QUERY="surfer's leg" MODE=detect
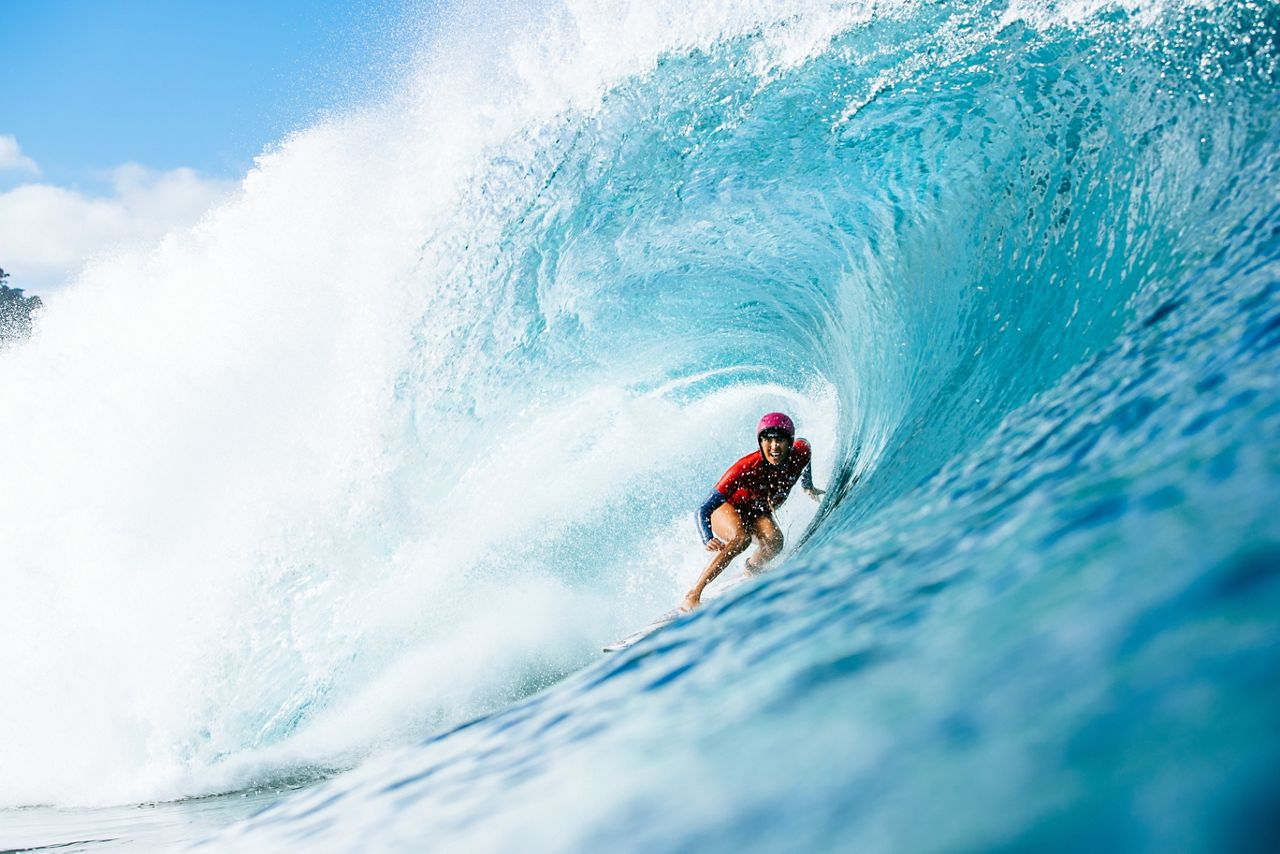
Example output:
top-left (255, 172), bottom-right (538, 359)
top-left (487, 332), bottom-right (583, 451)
top-left (709, 501), bottom-right (749, 546)
top-left (745, 512), bottom-right (783, 573)
top-left (683, 503), bottom-right (750, 610)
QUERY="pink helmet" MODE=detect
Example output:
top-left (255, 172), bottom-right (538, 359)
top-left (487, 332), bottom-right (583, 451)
top-left (757, 412), bottom-right (795, 441)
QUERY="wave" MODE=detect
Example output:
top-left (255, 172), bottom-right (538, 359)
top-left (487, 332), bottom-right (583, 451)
top-left (1, 6), bottom-right (1278, 851)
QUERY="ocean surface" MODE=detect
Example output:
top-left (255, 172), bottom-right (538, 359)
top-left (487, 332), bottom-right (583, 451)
top-left (2, 0), bottom-right (1278, 851)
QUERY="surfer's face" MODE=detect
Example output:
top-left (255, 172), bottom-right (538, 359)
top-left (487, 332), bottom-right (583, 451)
top-left (760, 434), bottom-right (790, 466)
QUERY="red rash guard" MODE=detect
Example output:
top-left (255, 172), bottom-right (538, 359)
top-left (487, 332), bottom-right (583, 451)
top-left (716, 438), bottom-right (812, 515)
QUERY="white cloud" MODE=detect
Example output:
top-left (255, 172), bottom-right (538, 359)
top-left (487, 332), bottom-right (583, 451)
top-left (0, 135), bottom-right (39, 174)
top-left (0, 164), bottom-right (237, 291)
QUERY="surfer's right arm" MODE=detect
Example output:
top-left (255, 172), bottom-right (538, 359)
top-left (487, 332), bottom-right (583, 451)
top-left (699, 455), bottom-right (753, 550)
top-left (696, 490), bottom-right (727, 550)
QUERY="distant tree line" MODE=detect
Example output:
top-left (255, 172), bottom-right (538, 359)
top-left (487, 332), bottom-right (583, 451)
top-left (0, 268), bottom-right (42, 344)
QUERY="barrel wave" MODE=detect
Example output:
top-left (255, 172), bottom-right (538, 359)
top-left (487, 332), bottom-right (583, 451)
top-left (1, 0), bottom-right (1278, 851)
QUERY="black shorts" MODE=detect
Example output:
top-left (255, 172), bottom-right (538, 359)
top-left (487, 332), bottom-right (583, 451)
top-left (730, 502), bottom-right (772, 526)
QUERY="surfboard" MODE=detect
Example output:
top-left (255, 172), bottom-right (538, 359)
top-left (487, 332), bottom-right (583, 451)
top-left (602, 572), bottom-right (756, 653)
top-left (601, 608), bottom-right (683, 653)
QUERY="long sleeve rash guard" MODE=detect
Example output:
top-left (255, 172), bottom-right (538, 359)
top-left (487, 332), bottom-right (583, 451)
top-left (695, 439), bottom-right (813, 544)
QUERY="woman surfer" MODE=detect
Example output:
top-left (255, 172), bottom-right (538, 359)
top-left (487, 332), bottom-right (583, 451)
top-left (684, 412), bottom-right (824, 610)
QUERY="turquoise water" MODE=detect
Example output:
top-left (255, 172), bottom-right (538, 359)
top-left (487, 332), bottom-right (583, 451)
top-left (2, 1), bottom-right (1278, 851)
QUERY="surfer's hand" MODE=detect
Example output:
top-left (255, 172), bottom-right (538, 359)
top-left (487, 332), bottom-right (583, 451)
top-left (705, 538), bottom-right (724, 552)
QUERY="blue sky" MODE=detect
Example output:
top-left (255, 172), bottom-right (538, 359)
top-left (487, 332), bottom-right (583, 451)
top-left (0, 0), bottom-right (433, 290)
top-left (1, 0), bottom-right (422, 189)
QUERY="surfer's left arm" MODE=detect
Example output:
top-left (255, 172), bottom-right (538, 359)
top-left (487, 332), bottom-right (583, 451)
top-left (801, 461), bottom-right (824, 500)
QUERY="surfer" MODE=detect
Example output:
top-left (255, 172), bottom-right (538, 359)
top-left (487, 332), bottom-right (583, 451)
top-left (683, 412), bottom-right (824, 610)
